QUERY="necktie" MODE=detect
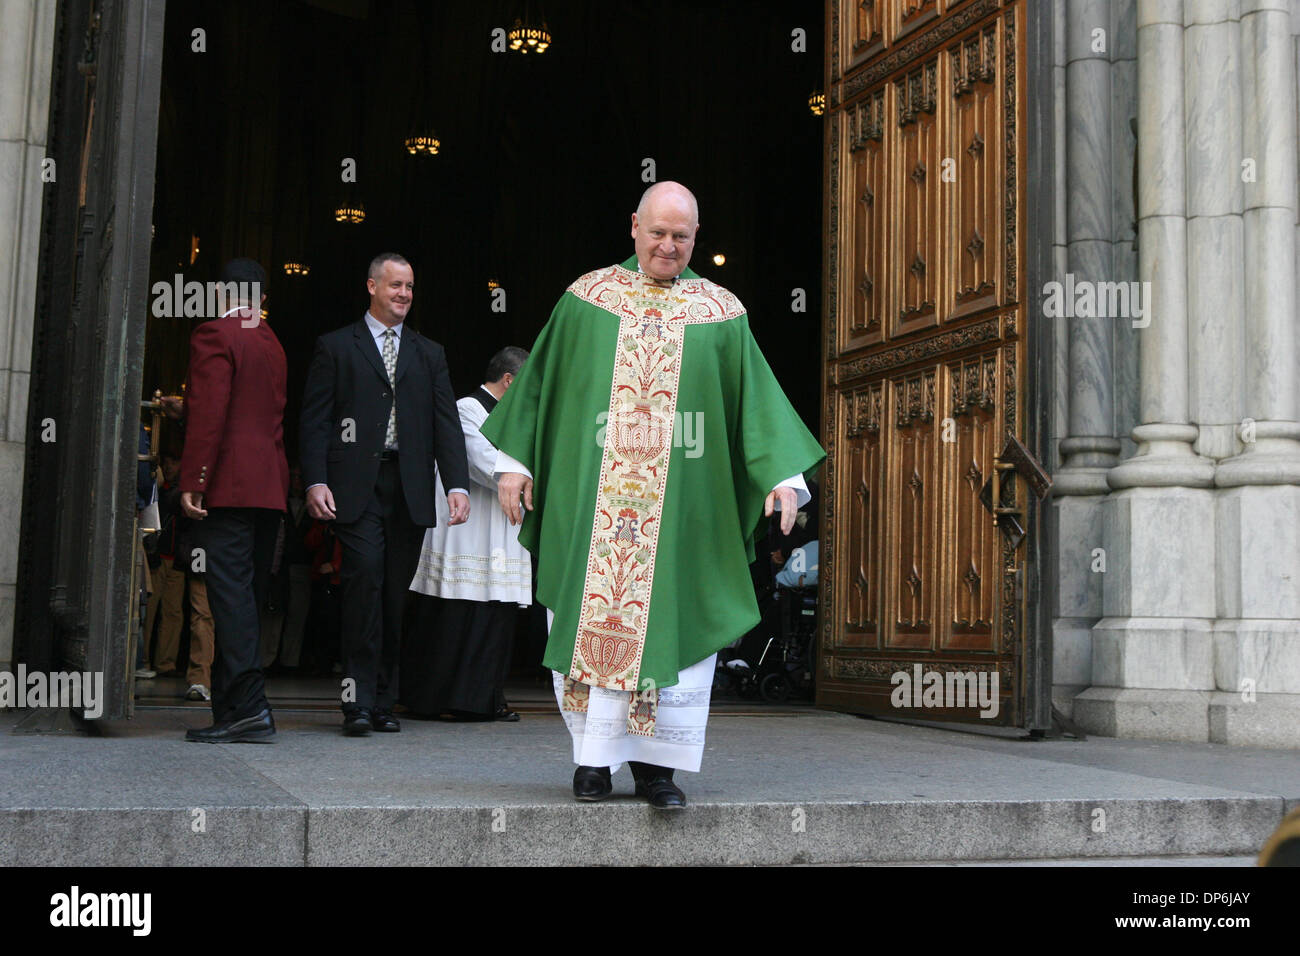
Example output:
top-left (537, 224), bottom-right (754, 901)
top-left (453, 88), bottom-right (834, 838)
top-left (382, 329), bottom-right (398, 449)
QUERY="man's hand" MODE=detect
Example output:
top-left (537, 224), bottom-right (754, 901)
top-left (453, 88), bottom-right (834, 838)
top-left (764, 486), bottom-right (799, 536)
top-left (306, 484), bottom-right (336, 520)
top-left (447, 491), bottom-right (470, 525)
top-left (498, 472), bottom-right (533, 526)
top-left (180, 491), bottom-right (207, 520)
top-left (160, 395), bottom-right (184, 420)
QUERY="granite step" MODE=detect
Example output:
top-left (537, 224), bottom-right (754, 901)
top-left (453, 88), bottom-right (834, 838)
top-left (1, 708), bottom-right (1294, 866)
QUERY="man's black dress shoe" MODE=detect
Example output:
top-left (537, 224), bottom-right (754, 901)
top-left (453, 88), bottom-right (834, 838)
top-left (635, 775), bottom-right (686, 810)
top-left (630, 762), bottom-right (686, 810)
top-left (371, 710), bottom-right (400, 732)
top-left (185, 708), bottom-right (276, 744)
top-left (572, 765), bottom-right (613, 801)
top-left (342, 708), bottom-right (373, 736)
top-left (494, 705), bottom-right (520, 722)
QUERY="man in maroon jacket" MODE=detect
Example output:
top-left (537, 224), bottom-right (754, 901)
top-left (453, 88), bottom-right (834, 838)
top-left (179, 258), bottom-right (289, 742)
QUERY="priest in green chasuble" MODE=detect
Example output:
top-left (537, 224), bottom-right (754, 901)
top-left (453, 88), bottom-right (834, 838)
top-left (481, 181), bottom-right (825, 809)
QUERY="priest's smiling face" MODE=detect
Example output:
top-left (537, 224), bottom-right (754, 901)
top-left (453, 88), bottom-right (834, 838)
top-left (631, 182), bottom-right (699, 282)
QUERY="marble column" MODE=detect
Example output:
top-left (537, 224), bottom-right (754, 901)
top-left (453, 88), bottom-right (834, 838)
top-left (1055, 0), bottom-right (1122, 496)
top-left (1050, 0), bottom-right (1124, 713)
top-left (1109, 0), bottom-right (1141, 459)
top-left (1208, 0), bottom-right (1300, 748)
top-left (1184, 4), bottom-right (1244, 464)
top-left (1108, 0), bottom-right (1215, 489)
top-left (1075, 0), bottom-right (1219, 743)
top-left (1216, 0), bottom-right (1300, 486)
top-left (0, 0), bottom-right (56, 671)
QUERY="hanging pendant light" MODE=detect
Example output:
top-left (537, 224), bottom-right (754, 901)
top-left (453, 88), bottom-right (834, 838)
top-left (334, 201), bottom-right (365, 225)
top-left (405, 133), bottom-right (440, 156)
top-left (508, 3), bottom-right (551, 54)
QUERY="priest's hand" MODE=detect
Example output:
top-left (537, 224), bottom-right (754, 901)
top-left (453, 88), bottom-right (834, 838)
top-left (306, 484), bottom-right (336, 521)
top-left (498, 472), bottom-right (533, 526)
top-left (448, 491), bottom-right (470, 525)
top-left (765, 486), bottom-right (798, 536)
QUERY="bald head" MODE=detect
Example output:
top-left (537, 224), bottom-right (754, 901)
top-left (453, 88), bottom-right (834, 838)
top-left (631, 181), bottom-right (700, 281)
top-left (636, 181), bottom-right (699, 225)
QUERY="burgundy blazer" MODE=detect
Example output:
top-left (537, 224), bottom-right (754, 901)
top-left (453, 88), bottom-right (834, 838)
top-left (179, 310), bottom-right (289, 511)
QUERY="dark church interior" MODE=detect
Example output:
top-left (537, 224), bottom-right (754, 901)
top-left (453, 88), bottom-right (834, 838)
top-left (146, 0), bottom-right (824, 446)
top-left (141, 0), bottom-right (823, 703)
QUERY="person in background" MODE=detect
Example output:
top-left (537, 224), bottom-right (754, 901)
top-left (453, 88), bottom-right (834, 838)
top-left (404, 346), bottom-right (532, 722)
top-left (299, 253), bottom-right (471, 736)
top-left (135, 424), bottom-right (158, 679)
top-left (146, 454), bottom-right (185, 679)
top-left (179, 257), bottom-right (289, 742)
top-left (153, 406), bottom-right (217, 702)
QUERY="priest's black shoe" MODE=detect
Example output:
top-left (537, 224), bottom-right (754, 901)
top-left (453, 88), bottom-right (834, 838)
top-left (342, 708), bottom-right (373, 736)
top-left (371, 710), bottom-right (400, 732)
top-left (572, 765), bottom-right (613, 801)
top-left (631, 762), bottom-right (686, 810)
top-left (185, 708), bottom-right (276, 744)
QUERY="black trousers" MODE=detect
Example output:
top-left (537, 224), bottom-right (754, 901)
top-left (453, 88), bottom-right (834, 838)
top-left (333, 457), bottom-right (425, 712)
top-left (195, 507), bottom-right (280, 722)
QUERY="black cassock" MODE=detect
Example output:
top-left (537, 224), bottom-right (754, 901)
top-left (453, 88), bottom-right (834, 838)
top-left (400, 594), bottom-right (516, 718)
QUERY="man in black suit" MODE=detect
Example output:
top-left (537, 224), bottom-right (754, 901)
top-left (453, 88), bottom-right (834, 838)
top-left (300, 252), bottom-right (471, 736)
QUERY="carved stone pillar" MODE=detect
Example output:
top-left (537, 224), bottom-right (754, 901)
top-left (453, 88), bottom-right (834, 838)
top-left (1209, 0), bottom-right (1300, 748)
top-left (1055, 0), bottom-right (1121, 496)
top-left (1075, 0), bottom-right (1219, 742)
top-left (1050, 0), bottom-right (1126, 714)
top-left (1108, 0), bottom-right (1215, 490)
top-left (1216, 0), bottom-right (1300, 487)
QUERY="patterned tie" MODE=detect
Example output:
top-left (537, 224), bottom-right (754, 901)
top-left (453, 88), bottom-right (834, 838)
top-left (381, 329), bottom-right (398, 449)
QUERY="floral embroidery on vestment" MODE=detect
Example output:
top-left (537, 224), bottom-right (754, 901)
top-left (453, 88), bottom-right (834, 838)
top-left (560, 264), bottom-right (743, 736)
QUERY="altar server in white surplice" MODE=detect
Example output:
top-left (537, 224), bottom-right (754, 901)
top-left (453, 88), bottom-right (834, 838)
top-left (403, 347), bottom-right (532, 720)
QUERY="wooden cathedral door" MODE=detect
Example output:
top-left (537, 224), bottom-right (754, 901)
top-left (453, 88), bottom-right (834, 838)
top-left (818, 0), bottom-right (1043, 726)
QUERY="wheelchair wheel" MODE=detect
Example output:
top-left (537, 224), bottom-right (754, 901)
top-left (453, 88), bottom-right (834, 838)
top-left (760, 672), bottom-right (791, 702)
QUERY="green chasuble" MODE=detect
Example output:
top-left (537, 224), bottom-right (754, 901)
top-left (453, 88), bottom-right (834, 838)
top-left (481, 256), bottom-right (825, 725)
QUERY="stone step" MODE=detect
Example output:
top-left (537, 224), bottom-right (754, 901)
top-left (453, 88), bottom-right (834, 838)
top-left (2, 708), bottom-right (1295, 866)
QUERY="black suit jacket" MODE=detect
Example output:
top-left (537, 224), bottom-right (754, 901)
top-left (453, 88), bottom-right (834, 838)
top-left (299, 318), bottom-right (471, 527)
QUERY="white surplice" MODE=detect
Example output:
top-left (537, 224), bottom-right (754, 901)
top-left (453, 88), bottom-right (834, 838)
top-left (546, 608), bottom-right (716, 774)
top-left (410, 391), bottom-right (531, 606)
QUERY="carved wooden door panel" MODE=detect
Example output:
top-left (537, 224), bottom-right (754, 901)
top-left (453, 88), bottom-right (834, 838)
top-left (819, 0), bottom-right (1031, 725)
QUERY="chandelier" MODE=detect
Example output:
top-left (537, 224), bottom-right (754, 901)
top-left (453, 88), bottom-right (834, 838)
top-left (283, 261), bottom-right (310, 276)
top-left (809, 91), bottom-right (825, 116)
top-left (405, 133), bottom-right (440, 156)
top-left (334, 202), bottom-right (365, 224)
top-left (508, 17), bottom-right (551, 54)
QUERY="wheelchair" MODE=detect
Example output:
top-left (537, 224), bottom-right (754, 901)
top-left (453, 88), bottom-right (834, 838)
top-left (717, 581), bottom-right (817, 703)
